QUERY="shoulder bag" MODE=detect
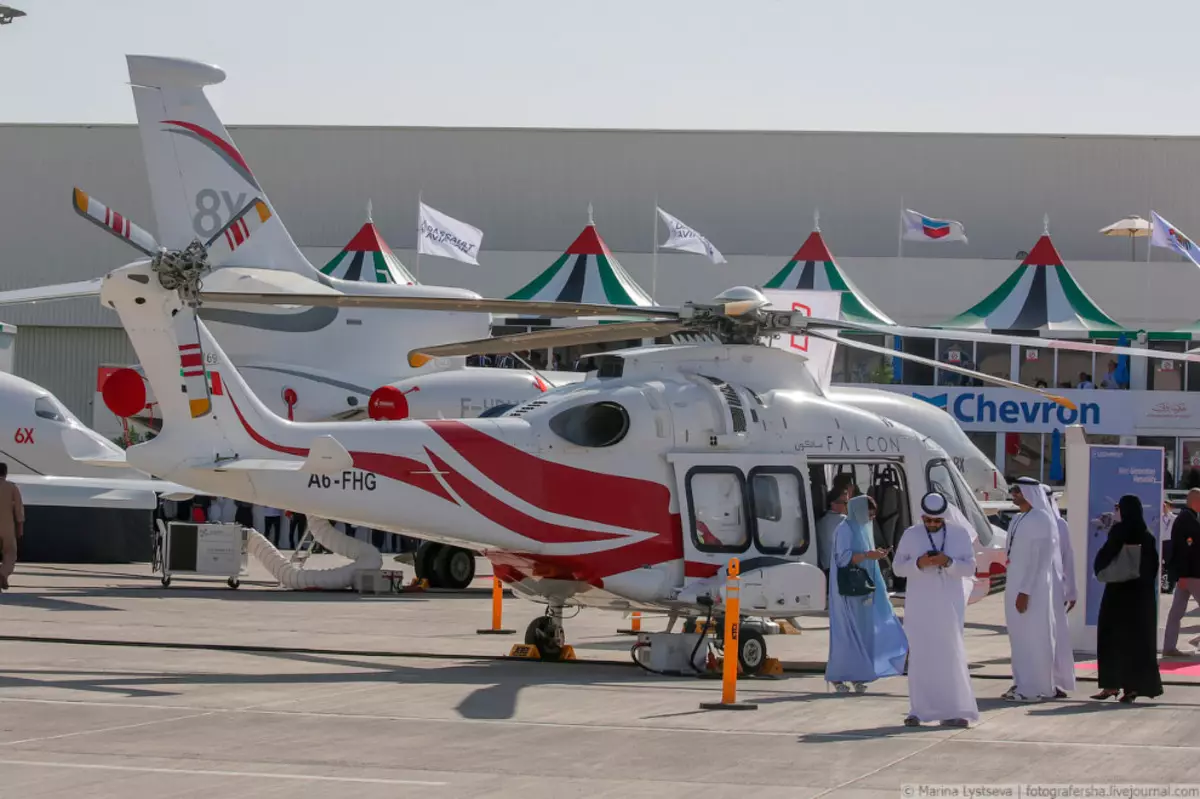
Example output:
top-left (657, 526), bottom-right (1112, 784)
top-left (1097, 543), bottom-right (1141, 583)
top-left (837, 561), bottom-right (875, 597)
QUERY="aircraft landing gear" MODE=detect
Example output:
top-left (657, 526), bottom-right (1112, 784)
top-left (524, 604), bottom-right (568, 661)
top-left (413, 542), bottom-right (477, 590)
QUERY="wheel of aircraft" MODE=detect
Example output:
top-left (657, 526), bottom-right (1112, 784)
top-left (525, 615), bottom-right (566, 661)
top-left (48, 186), bottom-right (1200, 663)
top-left (433, 545), bottom-right (475, 590)
top-left (414, 542), bottom-right (442, 587)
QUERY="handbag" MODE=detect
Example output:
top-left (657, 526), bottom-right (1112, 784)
top-left (1097, 543), bottom-right (1141, 583)
top-left (837, 562), bottom-right (875, 596)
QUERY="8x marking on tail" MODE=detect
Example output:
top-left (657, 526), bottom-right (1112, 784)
top-left (308, 470), bottom-right (377, 490)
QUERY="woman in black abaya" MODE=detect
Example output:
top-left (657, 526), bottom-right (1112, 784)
top-left (1093, 494), bottom-right (1163, 703)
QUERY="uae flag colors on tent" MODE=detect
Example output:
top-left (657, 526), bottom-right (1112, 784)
top-left (942, 234), bottom-right (1121, 332)
top-left (320, 216), bottom-right (417, 285)
top-left (508, 224), bottom-right (653, 307)
top-left (763, 230), bottom-right (895, 325)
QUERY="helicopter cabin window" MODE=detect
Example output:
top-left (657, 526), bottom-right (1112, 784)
top-left (749, 466), bottom-right (808, 555)
top-left (926, 458), bottom-right (994, 547)
top-left (33, 395), bottom-right (64, 422)
top-left (685, 466), bottom-right (750, 553)
top-left (548, 401), bottom-right (630, 447)
top-left (808, 461), bottom-right (912, 554)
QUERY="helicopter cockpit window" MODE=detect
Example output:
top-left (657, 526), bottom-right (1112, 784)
top-left (34, 395), bottom-right (65, 422)
top-left (686, 467), bottom-right (750, 553)
top-left (926, 458), bottom-right (993, 546)
top-left (548, 401), bottom-right (630, 448)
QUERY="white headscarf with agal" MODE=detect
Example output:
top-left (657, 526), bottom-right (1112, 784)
top-left (1042, 483), bottom-right (1077, 691)
top-left (1005, 477), bottom-right (1059, 699)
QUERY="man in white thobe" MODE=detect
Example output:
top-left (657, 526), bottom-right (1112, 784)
top-left (893, 491), bottom-right (979, 728)
top-left (1002, 478), bottom-right (1058, 702)
top-left (1044, 485), bottom-right (1076, 697)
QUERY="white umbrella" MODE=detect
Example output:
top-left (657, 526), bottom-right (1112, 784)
top-left (1100, 215), bottom-right (1151, 260)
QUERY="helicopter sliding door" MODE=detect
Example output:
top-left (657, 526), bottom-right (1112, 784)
top-left (669, 452), bottom-right (815, 588)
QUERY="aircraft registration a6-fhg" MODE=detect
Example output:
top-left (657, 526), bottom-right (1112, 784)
top-left (74, 192), bottom-right (1200, 671)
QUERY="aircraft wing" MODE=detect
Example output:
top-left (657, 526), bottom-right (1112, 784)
top-left (7, 474), bottom-right (196, 509)
top-left (980, 500), bottom-right (1017, 513)
top-left (0, 278), bottom-right (102, 306)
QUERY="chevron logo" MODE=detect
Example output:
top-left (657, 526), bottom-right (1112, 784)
top-left (913, 392), bottom-right (948, 410)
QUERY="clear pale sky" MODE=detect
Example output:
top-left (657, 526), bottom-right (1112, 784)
top-left (0, 0), bottom-right (1192, 134)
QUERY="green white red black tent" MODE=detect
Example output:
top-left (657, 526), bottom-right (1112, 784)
top-left (507, 223), bottom-right (653, 307)
top-left (763, 230), bottom-right (895, 325)
top-left (319, 216), bottom-right (417, 285)
top-left (941, 234), bottom-right (1121, 332)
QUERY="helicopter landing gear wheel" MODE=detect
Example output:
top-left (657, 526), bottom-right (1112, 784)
top-left (434, 546), bottom-right (476, 590)
top-left (738, 628), bottom-right (767, 675)
top-left (414, 542), bottom-right (442, 587)
top-left (160, 575), bottom-right (171, 587)
top-left (525, 609), bottom-right (566, 661)
top-left (227, 578), bottom-right (240, 589)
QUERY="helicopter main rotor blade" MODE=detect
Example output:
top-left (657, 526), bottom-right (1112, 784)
top-left (824, 319), bottom-right (1200, 365)
top-left (72, 188), bottom-right (159, 257)
top-left (198, 291), bottom-right (682, 320)
top-left (806, 329), bottom-right (1079, 410)
top-left (406, 319), bottom-right (688, 367)
top-left (0, 278), bottom-right (103, 307)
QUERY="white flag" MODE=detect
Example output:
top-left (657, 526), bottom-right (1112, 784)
top-left (657, 207), bottom-right (726, 263)
top-left (1150, 210), bottom-right (1200, 268)
top-left (418, 203), bottom-right (482, 265)
top-left (901, 208), bottom-right (968, 243)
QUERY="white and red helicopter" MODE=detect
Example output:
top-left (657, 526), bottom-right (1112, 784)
top-left (60, 186), bottom-right (1200, 671)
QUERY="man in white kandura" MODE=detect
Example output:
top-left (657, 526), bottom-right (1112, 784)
top-left (1002, 478), bottom-right (1058, 702)
top-left (893, 491), bottom-right (979, 728)
top-left (1044, 484), bottom-right (1076, 698)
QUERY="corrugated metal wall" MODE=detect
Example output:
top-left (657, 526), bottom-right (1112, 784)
top-left (13, 326), bottom-right (136, 421)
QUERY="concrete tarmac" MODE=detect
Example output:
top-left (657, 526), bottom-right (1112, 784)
top-left (2, 560), bottom-right (1200, 797)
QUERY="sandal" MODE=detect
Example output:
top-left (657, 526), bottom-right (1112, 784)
top-left (1091, 689), bottom-right (1119, 700)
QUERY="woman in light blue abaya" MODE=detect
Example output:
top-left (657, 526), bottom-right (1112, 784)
top-left (826, 495), bottom-right (909, 693)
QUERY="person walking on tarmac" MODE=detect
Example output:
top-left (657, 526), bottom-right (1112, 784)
top-left (1163, 489), bottom-right (1200, 656)
top-left (0, 462), bottom-right (25, 591)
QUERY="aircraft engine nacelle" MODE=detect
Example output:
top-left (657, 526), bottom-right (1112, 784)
top-left (367, 369), bottom-right (554, 422)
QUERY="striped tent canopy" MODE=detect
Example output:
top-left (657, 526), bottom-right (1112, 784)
top-left (942, 234), bottom-right (1121, 332)
top-left (763, 230), bottom-right (895, 325)
top-left (508, 224), bottom-right (653, 307)
top-left (319, 217), bottom-right (417, 285)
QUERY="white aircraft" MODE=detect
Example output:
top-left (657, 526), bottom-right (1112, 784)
top-left (0, 367), bottom-right (190, 503)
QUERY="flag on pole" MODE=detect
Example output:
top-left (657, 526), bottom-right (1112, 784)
top-left (657, 207), bottom-right (726, 263)
top-left (1150, 210), bottom-right (1200, 268)
top-left (901, 208), bottom-right (968, 243)
top-left (417, 203), bottom-right (482, 265)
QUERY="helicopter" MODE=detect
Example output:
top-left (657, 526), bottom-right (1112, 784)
top-left (63, 188), bottom-right (1200, 670)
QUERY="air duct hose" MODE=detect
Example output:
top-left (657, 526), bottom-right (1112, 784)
top-left (246, 517), bottom-right (383, 590)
